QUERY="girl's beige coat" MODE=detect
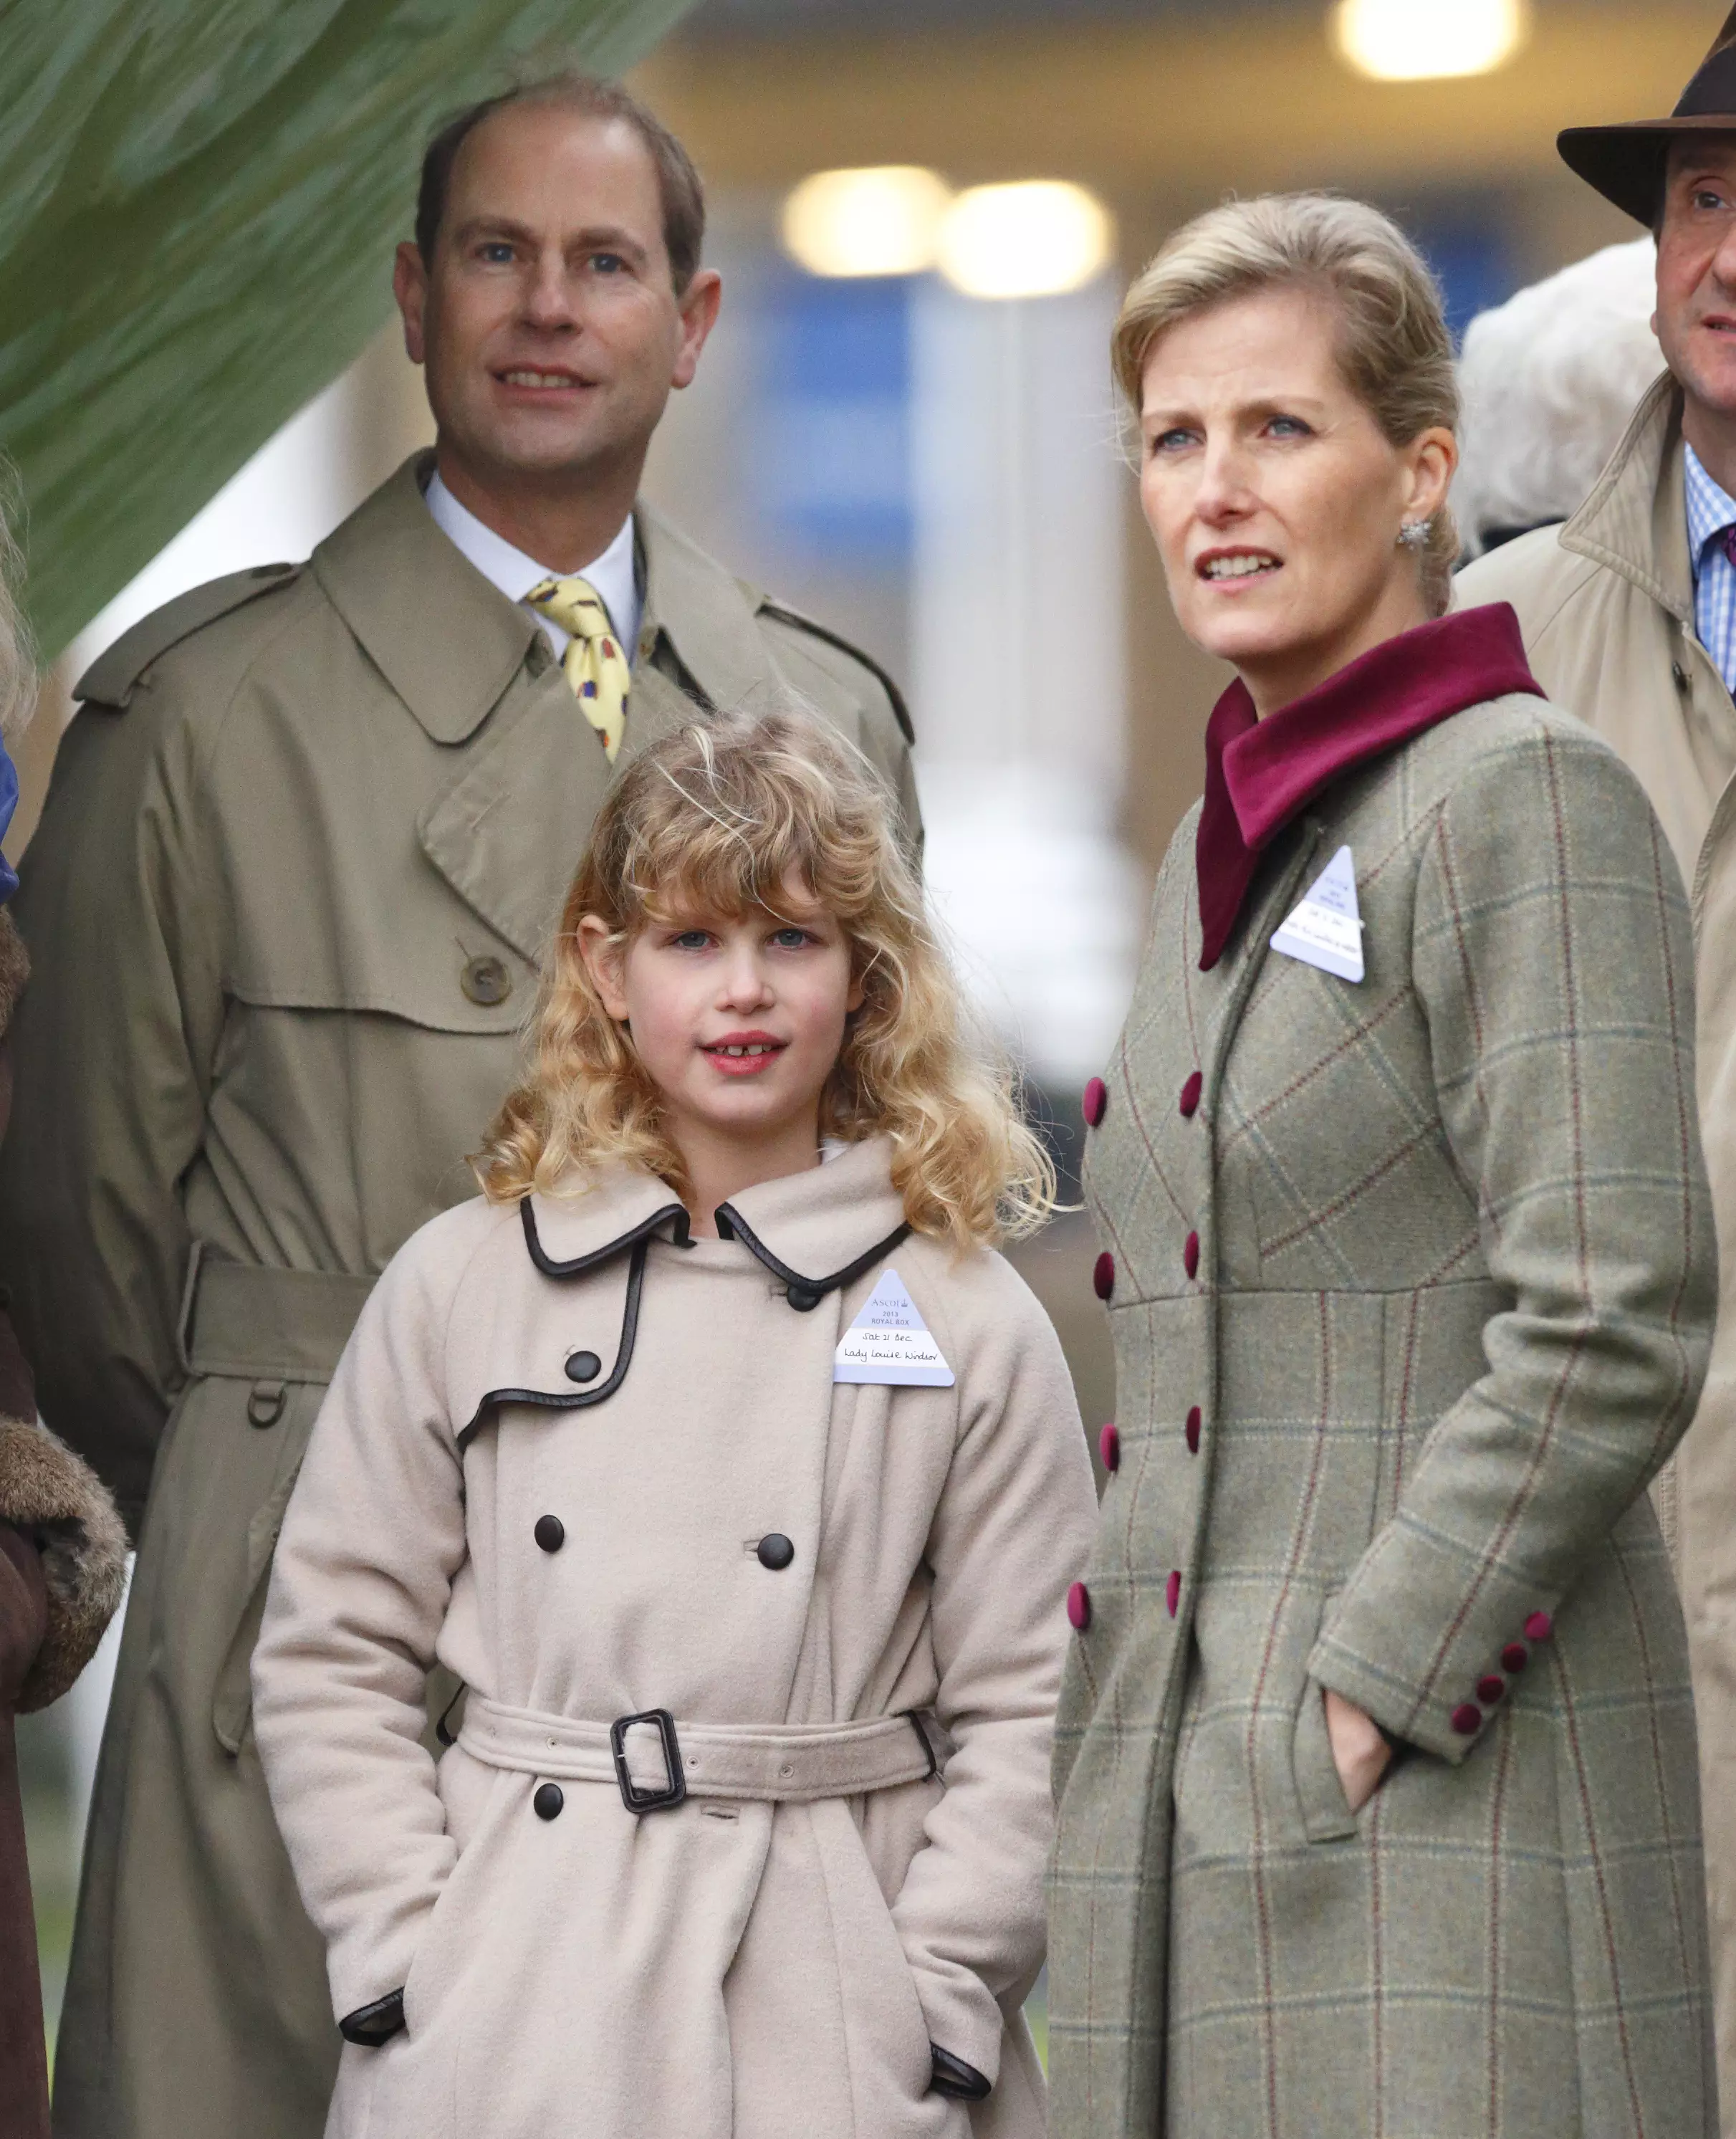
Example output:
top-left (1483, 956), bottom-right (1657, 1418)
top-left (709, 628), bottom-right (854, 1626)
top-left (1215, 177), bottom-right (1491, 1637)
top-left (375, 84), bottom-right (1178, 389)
top-left (253, 1137), bottom-right (1097, 2139)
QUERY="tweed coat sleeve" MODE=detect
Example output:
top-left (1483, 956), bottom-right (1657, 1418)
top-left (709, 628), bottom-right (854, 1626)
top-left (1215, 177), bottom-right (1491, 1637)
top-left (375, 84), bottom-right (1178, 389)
top-left (251, 1210), bottom-right (474, 2016)
top-left (1309, 722), bottom-right (1716, 1763)
top-left (888, 1253), bottom-right (1098, 2069)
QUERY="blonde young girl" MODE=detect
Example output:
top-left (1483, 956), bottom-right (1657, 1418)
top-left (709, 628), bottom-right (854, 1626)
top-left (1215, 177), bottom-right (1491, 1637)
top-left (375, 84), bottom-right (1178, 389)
top-left (253, 707), bottom-right (1098, 2139)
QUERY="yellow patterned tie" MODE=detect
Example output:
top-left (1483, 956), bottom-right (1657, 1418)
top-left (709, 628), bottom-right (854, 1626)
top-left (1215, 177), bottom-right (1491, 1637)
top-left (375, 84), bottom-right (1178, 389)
top-left (524, 576), bottom-right (631, 761)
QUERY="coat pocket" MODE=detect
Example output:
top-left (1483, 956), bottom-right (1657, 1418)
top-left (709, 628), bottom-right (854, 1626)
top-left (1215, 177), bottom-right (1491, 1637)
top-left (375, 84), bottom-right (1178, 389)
top-left (1291, 1678), bottom-right (1359, 1843)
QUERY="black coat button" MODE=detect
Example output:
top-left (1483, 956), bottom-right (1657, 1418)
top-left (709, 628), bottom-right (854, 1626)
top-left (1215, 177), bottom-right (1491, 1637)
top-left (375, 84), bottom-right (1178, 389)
top-left (565, 1350), bottom-right (601, 1383)
top-left (757, 1533), bottom-right (796, 1570)
top-left (786, 1285), bottom-right (822, 1312)
top-left (461, 954), bottom-right (512, 1007)
top-left (533, 1782), bottom-right (564, 1819)
top-left (534, 1514), bottom-right (565, 1554)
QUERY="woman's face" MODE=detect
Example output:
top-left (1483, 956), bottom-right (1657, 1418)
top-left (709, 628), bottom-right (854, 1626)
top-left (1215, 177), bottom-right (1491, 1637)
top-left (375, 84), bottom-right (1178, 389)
top-left (1137, 282), bottom-right (1454, 714)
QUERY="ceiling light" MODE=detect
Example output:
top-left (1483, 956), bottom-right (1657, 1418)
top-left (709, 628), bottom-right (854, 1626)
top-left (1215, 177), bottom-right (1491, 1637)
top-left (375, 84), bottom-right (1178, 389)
top-left (1330, 0), bottom-right (1528, 81)
top-left (936, 181), bottom-right (1115, 301)
top-left (780, 166), bottom-right (954, 278)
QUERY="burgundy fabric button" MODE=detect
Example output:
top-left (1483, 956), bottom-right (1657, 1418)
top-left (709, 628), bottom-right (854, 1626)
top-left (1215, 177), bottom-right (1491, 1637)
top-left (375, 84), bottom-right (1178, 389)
top-left (1067, 1581), bottom-right (1091, 1631)
top-left (1093, 1252), bottom-right (1115, 1301)
top-left (1166, 1570), bottom-right (1181, 1617)
top-left (1083, 1077), bottom-right (1108, 1129)
top-left (1184, 1406), bottom-right (1202, 1454)
top-left (1098, 1423), bottom-right (1120, 1473)
top-left (1477, 1675), bottom-right (1506, 1705)
top-left (1524, 1611), bottom-right (1554, 1642)
top-left (1179, 1071), bottom-right (1203, 1119)
top-left (1183, 1231), bottom-right (1200, 1281)
top-left (1501, 1643), bottom-right (1528, 1674)
top-left (1450, 1703), bottom-right (1482, 1736)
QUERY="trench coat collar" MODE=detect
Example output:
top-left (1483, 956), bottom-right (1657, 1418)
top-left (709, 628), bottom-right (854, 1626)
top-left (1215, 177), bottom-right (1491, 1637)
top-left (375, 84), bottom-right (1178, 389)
top-left (312, 455), bottom-right (538, 747)
top-left (313, 461), bottom-right (783, 750)
top-left (633, 501), bottom-right (783, 724)
top-left (521, 1137), bottom-right (908, 1295)
top-left (1196, 604), bottom-right (1541, 970)
top-left (1559, 370), bottom-right (1694, 626)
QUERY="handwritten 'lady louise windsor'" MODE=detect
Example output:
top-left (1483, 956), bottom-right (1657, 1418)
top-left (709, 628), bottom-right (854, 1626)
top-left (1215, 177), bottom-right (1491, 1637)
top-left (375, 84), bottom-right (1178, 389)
top-left (1047, 193), bottom-right (1720, 2139)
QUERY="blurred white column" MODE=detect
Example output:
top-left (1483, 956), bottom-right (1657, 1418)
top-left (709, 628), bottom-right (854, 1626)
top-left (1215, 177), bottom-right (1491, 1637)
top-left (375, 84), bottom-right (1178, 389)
top-left (909, 275), bottom-right (1140, 1088)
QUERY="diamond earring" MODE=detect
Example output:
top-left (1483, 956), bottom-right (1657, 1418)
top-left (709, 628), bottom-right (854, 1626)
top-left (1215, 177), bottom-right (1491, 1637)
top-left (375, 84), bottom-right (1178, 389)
top-left (1397, 519), bottom-right (1432, 551)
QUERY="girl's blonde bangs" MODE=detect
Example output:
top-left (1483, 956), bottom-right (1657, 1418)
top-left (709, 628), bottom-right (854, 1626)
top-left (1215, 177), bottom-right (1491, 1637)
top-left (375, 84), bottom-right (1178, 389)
top-left (473, 704), bottom-right (1056, 1253)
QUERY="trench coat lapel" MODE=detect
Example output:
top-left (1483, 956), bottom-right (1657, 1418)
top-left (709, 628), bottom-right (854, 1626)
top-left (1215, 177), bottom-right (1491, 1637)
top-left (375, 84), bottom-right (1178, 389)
top-left (1560, 373), bottom-right (1694, 625)
top-left (406, 499), bottom-right (785, 961)
top-left (312, 454), bottom-right (539, 746)
top-left (627, 503), bottom-right (783, 745)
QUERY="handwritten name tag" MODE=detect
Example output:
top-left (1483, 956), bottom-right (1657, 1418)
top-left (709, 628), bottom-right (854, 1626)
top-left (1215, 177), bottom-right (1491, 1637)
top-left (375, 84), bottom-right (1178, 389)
top-left (833, 1269), bottom-right (955, 1387)
top-left (1271, 844), bottom-right (1364, 983)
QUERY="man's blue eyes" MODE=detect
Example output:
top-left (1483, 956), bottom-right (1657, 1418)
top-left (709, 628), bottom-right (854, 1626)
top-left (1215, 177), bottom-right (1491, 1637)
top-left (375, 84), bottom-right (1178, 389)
top-left (474, 246), bottom-right (627, 270)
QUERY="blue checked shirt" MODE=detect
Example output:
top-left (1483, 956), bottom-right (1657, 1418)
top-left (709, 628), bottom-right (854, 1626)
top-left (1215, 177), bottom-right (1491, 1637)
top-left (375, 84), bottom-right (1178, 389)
top-left (1684, 442), bottom-right (1736, 697)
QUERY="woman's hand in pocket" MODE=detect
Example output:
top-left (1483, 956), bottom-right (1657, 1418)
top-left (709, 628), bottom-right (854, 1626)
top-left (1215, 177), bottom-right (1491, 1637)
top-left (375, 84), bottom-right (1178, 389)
top-left (1323, 1688), bottom-right (1391, 1812)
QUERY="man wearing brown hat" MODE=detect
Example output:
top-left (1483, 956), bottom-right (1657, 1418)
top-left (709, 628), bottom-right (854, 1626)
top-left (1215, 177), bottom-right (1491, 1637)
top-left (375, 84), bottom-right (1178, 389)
top-left (1461, 9), bottom-right (1736, 2122)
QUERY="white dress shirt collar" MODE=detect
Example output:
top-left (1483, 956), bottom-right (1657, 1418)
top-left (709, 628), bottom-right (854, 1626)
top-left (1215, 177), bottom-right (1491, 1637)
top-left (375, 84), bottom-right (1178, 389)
top-left (424, 469), bottom-right (641, 659)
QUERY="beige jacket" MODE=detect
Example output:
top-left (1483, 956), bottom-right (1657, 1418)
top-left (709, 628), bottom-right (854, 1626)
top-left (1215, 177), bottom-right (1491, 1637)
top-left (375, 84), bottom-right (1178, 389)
top-left (1461, 375), bottom-right (1736, 2128)
top-left (252, 1137), bottom-right (1098, 2139)
top-left (1, 454), bottom-right (919, 2139)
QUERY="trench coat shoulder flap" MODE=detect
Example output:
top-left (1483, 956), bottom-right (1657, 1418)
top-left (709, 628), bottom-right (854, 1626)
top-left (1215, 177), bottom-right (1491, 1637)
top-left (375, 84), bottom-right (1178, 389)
top-left (449, 1139), bottom-right (913, 1450)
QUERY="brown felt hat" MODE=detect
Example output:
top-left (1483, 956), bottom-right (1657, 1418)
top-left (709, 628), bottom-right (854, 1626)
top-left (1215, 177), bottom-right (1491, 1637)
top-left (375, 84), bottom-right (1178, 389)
top-left (1559, 4), bottom-right (1736, 225)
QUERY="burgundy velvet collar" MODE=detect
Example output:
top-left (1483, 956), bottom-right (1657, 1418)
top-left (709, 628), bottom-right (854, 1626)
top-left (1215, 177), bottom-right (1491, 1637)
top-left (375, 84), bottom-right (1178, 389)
top-left (1195, 603), bottom-right (1540, 971)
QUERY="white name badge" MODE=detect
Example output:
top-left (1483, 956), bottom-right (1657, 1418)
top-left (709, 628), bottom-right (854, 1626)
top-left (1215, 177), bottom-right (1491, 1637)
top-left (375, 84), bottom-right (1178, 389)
top-left (833, 1268), bottom-right (955, 1387)
top-left (1270, 844), bottom-right (1365, 983)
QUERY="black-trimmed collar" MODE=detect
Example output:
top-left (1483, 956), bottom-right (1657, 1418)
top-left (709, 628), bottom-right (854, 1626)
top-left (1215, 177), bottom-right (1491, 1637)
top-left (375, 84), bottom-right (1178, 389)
top-left (520, 1137), bottom-right (909, 1295)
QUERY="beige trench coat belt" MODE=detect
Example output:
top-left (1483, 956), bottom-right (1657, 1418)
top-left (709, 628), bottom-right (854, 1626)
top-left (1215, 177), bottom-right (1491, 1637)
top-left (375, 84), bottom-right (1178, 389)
top-left (459, 1693), bottom-right (941, 1814)
top-left (178, 1246), bottom-right (376, 1392)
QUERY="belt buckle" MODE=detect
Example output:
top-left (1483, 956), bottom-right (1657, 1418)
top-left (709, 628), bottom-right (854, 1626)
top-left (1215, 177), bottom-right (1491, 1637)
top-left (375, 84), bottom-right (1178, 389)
top-left (610, 1708), bottom-right (686, 1814)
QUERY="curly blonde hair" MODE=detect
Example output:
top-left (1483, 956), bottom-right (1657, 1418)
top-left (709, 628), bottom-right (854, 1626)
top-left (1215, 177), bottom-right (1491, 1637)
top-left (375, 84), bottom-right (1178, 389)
top-left (473, 706), bottom-right (1056, 1250)
top-left (1113, 192), bottom-right (1462, 615)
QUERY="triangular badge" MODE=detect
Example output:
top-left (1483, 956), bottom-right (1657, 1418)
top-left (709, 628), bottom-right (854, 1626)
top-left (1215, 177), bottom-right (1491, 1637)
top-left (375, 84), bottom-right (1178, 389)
top-left (1270, 845), bottom-right (1364, 983)
top-left (833, 1268), bottom-right (955, 1387)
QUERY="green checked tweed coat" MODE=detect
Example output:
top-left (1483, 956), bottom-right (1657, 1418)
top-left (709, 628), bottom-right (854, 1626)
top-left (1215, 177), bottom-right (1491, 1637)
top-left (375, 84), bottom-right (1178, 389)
top-left (1049, 692), bottom-right (1719, 2138)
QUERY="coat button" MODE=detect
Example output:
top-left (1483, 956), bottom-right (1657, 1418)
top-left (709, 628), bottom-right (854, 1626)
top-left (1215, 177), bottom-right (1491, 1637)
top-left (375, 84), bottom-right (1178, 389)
top-left (757, 1533), bottom-right (795, 1570)
top-left (1183, 1231), bottom-right (1200, 1280)
top-left (1185, 1405), bottom-right (1202, 1454)
top-left (786, 1285), bottom-right (823, 1311)
top-left (1476, 1675), bottom-right (1506, 1705)
top-left (461, 954), bottom-right (513, 1007)
top-left (1179, 1071), bottom-right (1202, 1119)
top-left (1098, 1423), bottom-right (1120, 1472)
top-left (1166, 1570), bottom-right (1181, 1617)
top-left (565, 1349), bottom-right (602, 1383)
top-left (1450, 1703), bottom-right (1482, 1736)
top-left (534, 1514), bottom-right (565, 1554)
top-left (1093, 1252), bottom-right (1115, 1301)
top-left (1083, 1077), bottom-right (1108, 1129)
top-left (533, 1782), bottom-right (564, 1819)
top-left (1673, 661), bottom-right (1689, 690)
top-left (1524, 1610), bottom-right (1553, 1642)
top-left (1501, 1642), bottom-right (1528, 1673)
top-left (1067, 1581), bottom-right (1091, 1630)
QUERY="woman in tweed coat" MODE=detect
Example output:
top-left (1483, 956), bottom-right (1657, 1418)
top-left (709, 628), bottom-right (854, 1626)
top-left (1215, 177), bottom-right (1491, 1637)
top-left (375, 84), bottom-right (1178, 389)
top-left (1047, 193), bottom-right (1720, 2139)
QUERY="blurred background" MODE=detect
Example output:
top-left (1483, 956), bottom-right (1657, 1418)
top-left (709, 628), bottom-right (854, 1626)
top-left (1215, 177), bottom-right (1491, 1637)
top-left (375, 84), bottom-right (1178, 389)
top-left (9, 0), bottom-right (1704, 2062)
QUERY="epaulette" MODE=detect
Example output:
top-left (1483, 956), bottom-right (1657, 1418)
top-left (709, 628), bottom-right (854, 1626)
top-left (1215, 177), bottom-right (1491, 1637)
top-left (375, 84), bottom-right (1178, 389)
top-left (75, 562), bottom-right (302, 709)
top-left (756, 596), bottom-right (915, 746)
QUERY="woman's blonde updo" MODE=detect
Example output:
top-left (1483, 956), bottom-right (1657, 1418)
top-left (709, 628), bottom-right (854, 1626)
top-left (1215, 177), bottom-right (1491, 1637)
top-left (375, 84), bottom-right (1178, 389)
top-left (1113, 192), bottom-right (1462, 615)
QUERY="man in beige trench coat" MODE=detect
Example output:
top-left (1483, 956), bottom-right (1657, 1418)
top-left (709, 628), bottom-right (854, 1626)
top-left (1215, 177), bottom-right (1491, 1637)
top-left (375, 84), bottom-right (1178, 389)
top-left (0, 72), bottom-right (916, 2139)
top-left (1459, 9), bottom-right (1736, 2126)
